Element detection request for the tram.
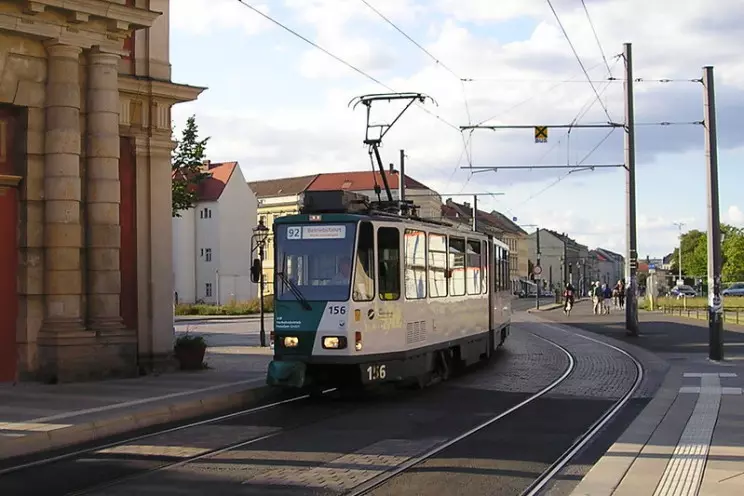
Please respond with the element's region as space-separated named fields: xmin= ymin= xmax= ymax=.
xmin=264 ymin=190 xmax=512 ymax=391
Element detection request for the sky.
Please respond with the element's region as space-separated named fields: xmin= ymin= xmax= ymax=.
xmin=169 ymin=0 xmax=744 ymax=259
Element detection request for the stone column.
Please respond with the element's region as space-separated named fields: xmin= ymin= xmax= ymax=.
xmin=40 ymin=43 xmax=85 ymax=334
xmin=86 ymin=47 xmax=125 ymax=331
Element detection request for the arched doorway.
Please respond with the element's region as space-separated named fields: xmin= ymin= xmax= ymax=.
xmin=0 ymin=106 xmax=21 ymax=382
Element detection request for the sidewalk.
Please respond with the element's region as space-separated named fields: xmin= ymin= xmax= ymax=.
xmin=539 ymin=302 xmax=744 ymax=495
xmin=0 ymin=324 xmax=275 ymax=461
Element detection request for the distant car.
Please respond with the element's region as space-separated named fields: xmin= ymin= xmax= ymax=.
xmin=669 ymin=285 xmax=697 ymax=298
xmin=722 ymin=282 xmax=744 ymax=297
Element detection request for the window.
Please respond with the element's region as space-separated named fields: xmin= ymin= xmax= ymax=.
xmin=200 ymin=208 xmax=212 ymax=219
xmin=377 ymin=227 xmax=400 ymax=300
xmin=466 ymin=239 xmax=482 ymax=295
xmin=353 ymin=222 xmax=375 ymax=301
xmin=200 ymin=248 xmax=204 ymax=257
xmin=205 ymin=248 xmax=212 ymax=262
xmin=205 ymin=282 xmax=213 ymax=297
xmin=449 ymin=236 xmax=466 ymax=296
xmin=428 ymin=233 xmax=448 ymax=298
xmin=404 ymin=230 xmax=427 ymax=299
xmin=482 ymin=240 xmax=488 ymax=293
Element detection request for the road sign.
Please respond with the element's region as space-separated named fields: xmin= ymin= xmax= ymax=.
xmin=649 ymin=263 xmax=655 ymax=270
xmin=534 ymin=265 xmax=542 ymax=275
xmin=534 ymin=126 xmax=548 ymax=143
xmin=710 ymin=294 xmax=722 ymax=313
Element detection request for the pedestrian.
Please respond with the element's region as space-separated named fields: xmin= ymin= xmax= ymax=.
xmin=617 ymin=279 xmax=625 ymax=309
xmin=602 ymin=284 xmax=612 ymax=314
xmin=592 ymin=281 xmax=603 ymax=315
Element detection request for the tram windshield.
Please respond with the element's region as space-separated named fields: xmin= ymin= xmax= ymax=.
xmin=275 ymin=222 xmax=358 ymax=302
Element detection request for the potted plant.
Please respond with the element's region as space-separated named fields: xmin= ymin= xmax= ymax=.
xmin=174 ymin=333 xmax=207 ymax=370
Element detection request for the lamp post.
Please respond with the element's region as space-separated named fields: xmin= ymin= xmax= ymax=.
xmin=673 ymin=222 xmax=685 ymax=286
xmin=252 ymin=219 xmax=270 ymax=347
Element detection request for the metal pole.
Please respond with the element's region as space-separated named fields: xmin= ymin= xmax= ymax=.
xmin=399 ymin=149 xmax=405 ymax=214
xmin=704 ymin=65 xmax=723 ymax=361
xmin=536 ymin=228 xmax=541 ymax=310
xmin=624 ymin=42 xmax=640 ymax=336
xmin=259 ymin=243 xmax=266 ymax=347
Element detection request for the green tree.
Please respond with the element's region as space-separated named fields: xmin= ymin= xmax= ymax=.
xmin=668 ymin=224 xmax=744 ymax=283
xmin=723 ymin=226 xmax=744 ymax=281
xmin=172 ymin=115 xmax=210 ymax=217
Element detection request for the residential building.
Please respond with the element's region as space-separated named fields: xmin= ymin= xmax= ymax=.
xmin=307 ymin=168 xmax=442 ymax=219
xmin=173 ymin=162 xmax=257 ymax=305
xmin=441 ymin=199 xmax=529 ymax=292
xmin=588 ymin=248 xmax=626 ymax=286
xmin=248 ymin=174 xmax=320 ymax=292
xmin=0 ymin=1 xmax=204 ymax=383
xmin=526 ymin=229 xmax=589 ymax=292
xmin=248 ymin=169 xmax=441 ymax=292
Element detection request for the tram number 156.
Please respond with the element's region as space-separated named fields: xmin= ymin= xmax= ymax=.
xmin=366 ymin=364 xmax=386 ymax=381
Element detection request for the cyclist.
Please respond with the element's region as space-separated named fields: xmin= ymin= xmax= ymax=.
xmin=563 ymin=282 xmax=575 ymax=315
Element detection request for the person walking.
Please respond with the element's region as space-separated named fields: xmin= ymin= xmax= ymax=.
xmin=592 ymin=281 xmax=603 ymax=315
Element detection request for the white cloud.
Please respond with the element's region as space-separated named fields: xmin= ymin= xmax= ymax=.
xmin=170 ymin=0 xmax=744 ymax=256
xmin=727 ymin=205 xmax=744 ymax=226
xmin=171 ymin=0 xmax=271 ymax=35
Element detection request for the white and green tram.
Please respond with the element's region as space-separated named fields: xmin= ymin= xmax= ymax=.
xmin=266 ymin=191 xmax=512 ymax=391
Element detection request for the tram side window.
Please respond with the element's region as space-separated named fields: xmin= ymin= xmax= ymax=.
xmin=377 ymin=227 xmax=401 ymax=300
xmin=482 ymin=241 xmax=488 ymax=294
xmin=502 ymin=248 xmax=510 ymax=291
xmin=493 ymin=246 xmax=500 ymax=292
xmin=449 ymin=236 xmax=466 ymax=296
xmin=428 ymin=233 xmax=448 ymax=298
xmin=353 ymin=221 xmax=375 ymax=301
xmin=404 ymin=229 xmax=427 ymax=299
xmin=466 ymin=239 xmax=482 ymax=295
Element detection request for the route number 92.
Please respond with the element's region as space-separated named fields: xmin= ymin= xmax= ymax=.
xmin=366 ymin=364 xmax=386 ymax=381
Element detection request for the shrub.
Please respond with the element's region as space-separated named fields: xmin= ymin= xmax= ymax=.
xmin=174 ymin=296 xmax=274 ymax=316
xmin=174 ymin=333 xmax=207 ymax=349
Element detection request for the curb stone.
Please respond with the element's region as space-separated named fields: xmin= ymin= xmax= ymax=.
xmin=0 ymin=384 xmax=278 ymax=461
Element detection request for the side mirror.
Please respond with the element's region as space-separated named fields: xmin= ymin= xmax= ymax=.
xmin=250 ymin=258 xmax=262 ymax=283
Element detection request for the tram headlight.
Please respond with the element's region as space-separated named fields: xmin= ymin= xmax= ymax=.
xmin=283 ymin=336 xmax=299 ymax=348
xmin=322 ymin=336 xmax=347 ymax=349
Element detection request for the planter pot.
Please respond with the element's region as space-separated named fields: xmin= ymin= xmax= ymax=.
xmin=174 ymin=345 xmax=206 ymax=370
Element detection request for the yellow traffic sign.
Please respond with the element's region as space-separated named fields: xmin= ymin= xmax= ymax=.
xmin=534 ymin=126 xmax=548 ymax=143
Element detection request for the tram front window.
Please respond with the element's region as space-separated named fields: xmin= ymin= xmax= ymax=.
xmin=275 ymin=223 xmax=358 ymax=302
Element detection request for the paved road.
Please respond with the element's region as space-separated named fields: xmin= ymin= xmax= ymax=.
xmin=540 ymin=299 xmax=744 ymax=359
xmin=0 ymin=321 xmax=644 ymax=496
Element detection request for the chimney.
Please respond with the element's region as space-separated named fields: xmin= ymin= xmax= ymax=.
xmin=463 ymin=202 xmax=470 ymax=209
xmin=203 ymin=159 xmax=212 ymax=169
xmin=389 ymin=163 xmax=396 ymax=173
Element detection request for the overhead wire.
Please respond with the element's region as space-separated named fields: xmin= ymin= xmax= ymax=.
xmin=357 ymin=0 xmax=476 ymax=190
xmin=545 ymin=0 xmax=613 ymax=122
xmin=580 ymin=0 xmax=612 ymax=76
xmin=234 ymin=0 xmax=460 ymax=132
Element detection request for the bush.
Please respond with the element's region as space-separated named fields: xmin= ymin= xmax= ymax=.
xmin=174 ymin=333 xmax=207 ymax=349
xmin=174 ymin=296 xmax=274 ymax=316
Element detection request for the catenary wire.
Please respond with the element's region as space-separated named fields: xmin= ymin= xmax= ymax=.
xmin=234 ymin=0 xmax=461 ymax=132
xmin=545 ymin=0 xmax=613 ymax=121
xmin=580 ymin=0 xmax=612 ymax=76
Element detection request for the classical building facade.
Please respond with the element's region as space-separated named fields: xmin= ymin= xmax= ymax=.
xmin=0 ymin=0 xmax=203 ymax=383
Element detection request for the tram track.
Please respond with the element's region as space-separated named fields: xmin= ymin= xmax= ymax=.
xmin=0 ymin=325 xmax=643 ymax=496
xmin=349 ymin=324 xmax=644 ymax=496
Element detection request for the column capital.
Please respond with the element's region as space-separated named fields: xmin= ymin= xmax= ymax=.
xmin=43 ymin=41 xmax=82 ymax=59
xmin=89 ymin=46 xmax=125 ymax=64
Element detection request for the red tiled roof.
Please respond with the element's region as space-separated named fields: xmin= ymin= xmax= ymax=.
xmin=197 ymin=161 xmax=238 ymax=202
xmin=307 ymin=170 xmax=430 ymax=192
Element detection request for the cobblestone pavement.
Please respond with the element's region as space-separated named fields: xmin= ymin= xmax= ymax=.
xmin=1 ymin=315 xmax=646 ymax=496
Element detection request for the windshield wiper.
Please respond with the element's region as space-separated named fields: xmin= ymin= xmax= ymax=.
xmin=277 ymin=254 xmax=312 ymax=311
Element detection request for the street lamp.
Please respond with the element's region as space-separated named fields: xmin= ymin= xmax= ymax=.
xmin=673 ymin=222 xmax=685 ymax=286
xmin=251 ymin=219 xmax=270 ymax=347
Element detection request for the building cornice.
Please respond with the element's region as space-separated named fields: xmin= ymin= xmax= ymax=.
xmin=24 ymin=0 xmax=161 ymax=31
xmin=118 ymin=76 xmax=206 ymax=104
xmin=0 ymin=174 xmax=22 ymax=188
